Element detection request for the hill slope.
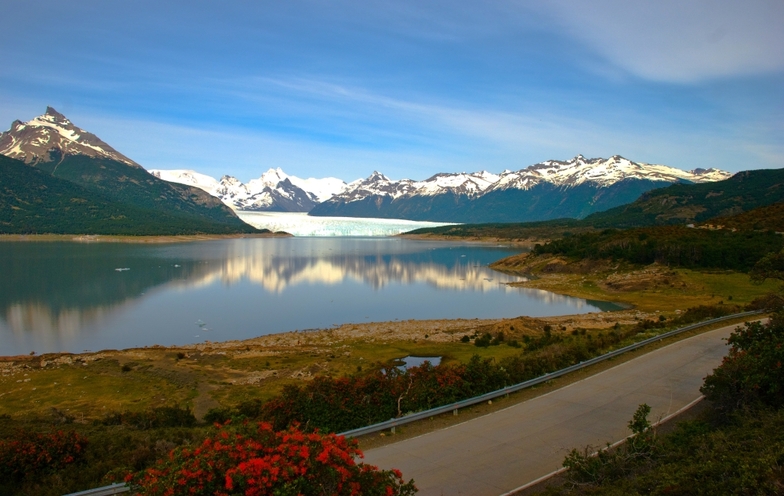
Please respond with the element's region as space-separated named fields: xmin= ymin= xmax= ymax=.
xmin=0 ymin=108 xmax=258 ymax=234
xmin=0 ymin=154 xmax=263 ymax=235
xmin=585 ymin=168 xmax=784 ymax=228
xmin=703 ymin=201 xmax=784 ymax=232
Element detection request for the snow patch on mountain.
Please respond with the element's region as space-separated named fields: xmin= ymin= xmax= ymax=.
xmin=151 ymin=167 xmax=350 ymax=212
xmin=489 ymin=155 xmax=730 ymax=192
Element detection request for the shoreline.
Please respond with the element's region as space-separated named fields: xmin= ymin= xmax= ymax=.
xmin=397 ymin=233 xmax=540 ymax=246
xmin=0 ymin=232 xmax=537 ymax=245
xmin=0 ymin=309 xmax=650 ymax=361
xmin=0 ymin=232 xmax=292 ymax=243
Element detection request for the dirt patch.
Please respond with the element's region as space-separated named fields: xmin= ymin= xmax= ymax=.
xmin=602 ymin=267 xmax=687 ymax=292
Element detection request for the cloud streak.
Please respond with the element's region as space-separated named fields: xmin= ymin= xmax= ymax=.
xmin=0 ymin=0 xmax=781 ymax=180
xmin=534 ymin=0 xmax=784 ymax=83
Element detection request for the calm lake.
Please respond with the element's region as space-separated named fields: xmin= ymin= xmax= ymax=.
xmin=0 ymin=238 xmax=617 ymax=355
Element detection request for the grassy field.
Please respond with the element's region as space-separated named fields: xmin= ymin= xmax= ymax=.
xmin=491 ymin=253 xmax=780 ymax=312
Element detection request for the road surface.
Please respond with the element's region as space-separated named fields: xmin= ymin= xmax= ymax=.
xmin=363 ymin=322 xmax=742 ymax=496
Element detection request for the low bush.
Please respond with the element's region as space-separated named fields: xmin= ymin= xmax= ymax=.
xmin=101 ymin=405 xmax=197 ymax=430
xmin=0 ymin=429 xmax=88 ymax=481
xmin=701 ymin=311 xmax=784 ymax=415
xmin=128 ymin=422 xmax=417 ymax=496
xmin=562 ymin=404 xmax=657 ymax=488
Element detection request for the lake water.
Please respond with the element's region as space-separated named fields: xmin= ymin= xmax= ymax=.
xmin=0 ymin=238 xmax=617 ymax=356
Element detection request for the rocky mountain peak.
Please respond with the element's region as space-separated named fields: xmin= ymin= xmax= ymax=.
xmin=152 ymin=168 xmax=348 ymax=212
xmin=0 ymin=107 xmax=139 ymax=167
xmin=367 ymin=171 xmax=389 ymax=182
xmin=42 ymin=106 xmax=71 ymax=125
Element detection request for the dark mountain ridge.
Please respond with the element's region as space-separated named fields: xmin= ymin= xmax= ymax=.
xmin=0 ymin=108 xmax=260 ymax=235
xmin=0 ymin=155 xmax=261 ymax=235
xmin=585 ymin=168 xmax=784 ymax=228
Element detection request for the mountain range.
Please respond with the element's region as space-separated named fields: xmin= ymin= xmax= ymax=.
xmin=308 ymin=157 xmax=730 ymax=223
xmin=0 ymin=107 xmax=745 ymax=232
xmin=154 ymin=156 xmax=732 ymax=224
xmin=150 ymin=168 xmax=347 ymax=212
xmin=0 ymin=108 xmax=260 ymax=235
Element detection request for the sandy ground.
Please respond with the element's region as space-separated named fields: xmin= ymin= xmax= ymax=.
xmin=0 ymin=310 xmax=651 ymax=364
xmin=175 ymin=309 xmax=651 ymax=352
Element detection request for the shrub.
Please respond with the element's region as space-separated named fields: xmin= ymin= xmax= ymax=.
xmin=562 ymin=404 xmax=657 ymax=487
xmin=204 ymin=408 xmax=233 ymax=425
xmin=701 ymin=312 xmax=784 ymax=414
xmin=101 ymin=406 xmax=197 ymax=430
xmin=128 ymin=422 xmax=417 ymax=496
xmin=0 ymin=429 xmax=88 ymax=481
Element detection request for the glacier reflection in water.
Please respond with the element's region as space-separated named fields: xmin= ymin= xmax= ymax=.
xmin=0 ymin=238 xmax=617 ymax=355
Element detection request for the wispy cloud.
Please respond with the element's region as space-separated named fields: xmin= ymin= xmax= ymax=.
xmin=61 ymin=74 xmax=779 ymax=182
xmin=533 ymin=0 xmax=784 ymax=83
xmin=1 ymin=0 xmax=780 ymax=180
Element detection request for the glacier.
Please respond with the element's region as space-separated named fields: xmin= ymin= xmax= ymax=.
xmin=237 ymin=211 xmax=455 ymax=236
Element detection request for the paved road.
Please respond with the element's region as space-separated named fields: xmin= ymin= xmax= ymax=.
xmin=363 ymin=322 xmax=743 ymax=496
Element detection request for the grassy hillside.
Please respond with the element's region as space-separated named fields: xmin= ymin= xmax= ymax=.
xmin=41 ymin=153 xmax=250 ymax=228
xmin=404 ymin=218 xmax=590 ymax=241
xmin=584 ymin=168 xmax=784 ymax=228
xmin=0 ymin=155 xmax=263 ymax=235
xmin=702 ymin=201 xmax=784 ymax=232
xmin=532 ymin=226 xmax=784 ymax=272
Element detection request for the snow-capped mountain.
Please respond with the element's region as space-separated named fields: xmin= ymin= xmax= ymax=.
xmin=1 ymin=107 xmax=734 ymax=224
xmin=309 ymin=155 xmax=732 ymax=223
xmin=0 ymin=107 xmax=139 ymax=167
xmin=0 ymin=108 xmax=254 ymax=232
xmin=331 ymin=170 xmax=502 ymax=204
xmin=488 ymin=155 xmax=729 ymax=191
xmin=151 ymin=168 xmax=349 ymax=212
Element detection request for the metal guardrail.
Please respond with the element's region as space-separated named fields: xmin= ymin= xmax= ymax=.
xmin=337 ymin=310 xmax=763 ymax=438
xmin=63 ymin=482 xmax=130 ymax=496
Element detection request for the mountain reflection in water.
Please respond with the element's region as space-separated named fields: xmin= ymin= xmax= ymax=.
xmin=0 ymin=238 xmax=617 ymax=355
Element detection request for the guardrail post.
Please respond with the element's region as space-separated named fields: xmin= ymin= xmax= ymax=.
xmin=453 ymin=408 xmax=458 ymax=416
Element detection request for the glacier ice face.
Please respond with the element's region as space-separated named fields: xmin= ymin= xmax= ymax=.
xmin=236 ymin=211 xmax=455 ymax=236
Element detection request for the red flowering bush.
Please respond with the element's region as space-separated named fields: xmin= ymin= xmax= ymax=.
xmin=128 ymin=422 xmax=417 ymax=495
xmin=0 ymin=429 xmax=88 ymax=480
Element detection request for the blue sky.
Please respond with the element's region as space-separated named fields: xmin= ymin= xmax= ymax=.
xmin=1 ymin=0 xmax=782 ymax=182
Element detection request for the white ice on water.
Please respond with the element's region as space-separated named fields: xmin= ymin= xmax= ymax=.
xmin=236 ymin=211 xmax=456 ymax=237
